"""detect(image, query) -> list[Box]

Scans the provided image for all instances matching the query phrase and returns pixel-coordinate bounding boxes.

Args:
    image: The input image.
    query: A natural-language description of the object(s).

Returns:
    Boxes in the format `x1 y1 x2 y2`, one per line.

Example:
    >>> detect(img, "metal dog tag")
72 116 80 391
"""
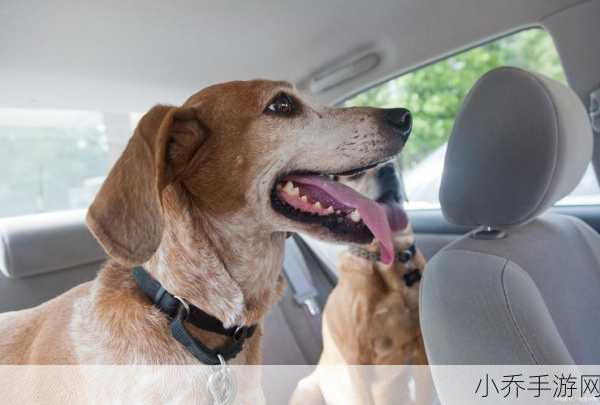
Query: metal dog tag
206 355 237 405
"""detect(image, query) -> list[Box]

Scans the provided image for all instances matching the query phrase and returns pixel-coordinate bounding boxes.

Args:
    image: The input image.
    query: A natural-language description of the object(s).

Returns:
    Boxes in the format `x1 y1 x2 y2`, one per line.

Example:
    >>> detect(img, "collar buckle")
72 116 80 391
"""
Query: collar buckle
173 295 190 320
132 266 257 365
232 325 248 342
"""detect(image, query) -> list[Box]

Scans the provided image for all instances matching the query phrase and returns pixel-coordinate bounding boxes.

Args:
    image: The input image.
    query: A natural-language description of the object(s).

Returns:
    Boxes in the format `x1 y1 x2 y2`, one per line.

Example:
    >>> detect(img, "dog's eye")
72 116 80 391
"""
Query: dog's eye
265 93 295 115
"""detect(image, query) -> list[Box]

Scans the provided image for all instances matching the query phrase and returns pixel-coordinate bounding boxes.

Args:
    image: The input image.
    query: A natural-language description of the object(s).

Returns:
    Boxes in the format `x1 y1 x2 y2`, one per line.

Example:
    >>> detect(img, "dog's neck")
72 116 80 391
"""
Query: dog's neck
145 191 286 328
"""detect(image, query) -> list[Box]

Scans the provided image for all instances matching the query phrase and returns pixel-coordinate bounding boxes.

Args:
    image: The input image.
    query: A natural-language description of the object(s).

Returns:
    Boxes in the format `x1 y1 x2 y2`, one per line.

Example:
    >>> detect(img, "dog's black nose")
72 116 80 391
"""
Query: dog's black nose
383 108 412 141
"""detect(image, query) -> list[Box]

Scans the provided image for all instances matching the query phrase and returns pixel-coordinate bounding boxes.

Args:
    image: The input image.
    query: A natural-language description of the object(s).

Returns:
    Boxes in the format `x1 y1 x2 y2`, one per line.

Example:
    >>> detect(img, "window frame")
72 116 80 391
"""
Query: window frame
335 25 553 106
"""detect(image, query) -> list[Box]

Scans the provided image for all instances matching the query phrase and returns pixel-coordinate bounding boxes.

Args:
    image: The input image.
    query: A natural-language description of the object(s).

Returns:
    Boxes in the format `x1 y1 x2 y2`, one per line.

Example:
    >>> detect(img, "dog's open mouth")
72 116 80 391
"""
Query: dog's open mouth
271 164 408 264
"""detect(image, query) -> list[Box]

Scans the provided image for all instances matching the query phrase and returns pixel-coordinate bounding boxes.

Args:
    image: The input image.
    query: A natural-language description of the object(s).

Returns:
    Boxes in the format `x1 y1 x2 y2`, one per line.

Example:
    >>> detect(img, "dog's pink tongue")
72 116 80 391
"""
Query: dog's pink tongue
288 175 400 264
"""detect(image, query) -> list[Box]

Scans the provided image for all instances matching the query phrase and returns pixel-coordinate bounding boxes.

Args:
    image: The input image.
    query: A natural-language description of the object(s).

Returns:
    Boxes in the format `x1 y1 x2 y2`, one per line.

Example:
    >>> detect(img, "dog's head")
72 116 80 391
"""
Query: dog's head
87 80 411 266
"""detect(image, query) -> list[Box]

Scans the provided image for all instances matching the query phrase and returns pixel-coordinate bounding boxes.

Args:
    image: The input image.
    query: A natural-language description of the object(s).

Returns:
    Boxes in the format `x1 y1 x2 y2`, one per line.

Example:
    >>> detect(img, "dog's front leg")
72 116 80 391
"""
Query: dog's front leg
289 372 326 405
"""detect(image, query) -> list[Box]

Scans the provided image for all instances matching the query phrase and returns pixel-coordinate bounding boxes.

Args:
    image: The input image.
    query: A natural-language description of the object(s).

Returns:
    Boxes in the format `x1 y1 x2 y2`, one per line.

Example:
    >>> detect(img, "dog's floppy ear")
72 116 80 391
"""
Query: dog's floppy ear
87 105 205 266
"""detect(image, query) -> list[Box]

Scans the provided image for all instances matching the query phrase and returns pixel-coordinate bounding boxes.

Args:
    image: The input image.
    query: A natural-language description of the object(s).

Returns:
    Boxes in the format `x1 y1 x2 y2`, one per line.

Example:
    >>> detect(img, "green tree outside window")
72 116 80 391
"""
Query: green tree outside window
345 28 566 170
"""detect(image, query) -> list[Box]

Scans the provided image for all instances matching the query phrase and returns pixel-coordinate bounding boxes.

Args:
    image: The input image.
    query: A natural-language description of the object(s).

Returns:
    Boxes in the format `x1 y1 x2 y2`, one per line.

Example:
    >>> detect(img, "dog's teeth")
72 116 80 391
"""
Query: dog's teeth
314 201 322 209
283 181 294 194
283 181 300 196
350 210 361 222
300 195 308 202
325 206 334 214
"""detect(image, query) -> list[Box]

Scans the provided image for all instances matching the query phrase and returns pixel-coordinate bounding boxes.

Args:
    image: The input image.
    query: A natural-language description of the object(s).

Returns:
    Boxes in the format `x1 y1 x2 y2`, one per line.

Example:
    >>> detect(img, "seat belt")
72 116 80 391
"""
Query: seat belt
280 234 337 363
589 87 600 179
283 234 322 316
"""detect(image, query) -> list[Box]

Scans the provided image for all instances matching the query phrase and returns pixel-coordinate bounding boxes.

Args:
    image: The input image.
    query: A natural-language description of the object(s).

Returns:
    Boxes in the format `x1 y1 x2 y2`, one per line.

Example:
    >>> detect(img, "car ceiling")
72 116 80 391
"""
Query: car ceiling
0 0 587 113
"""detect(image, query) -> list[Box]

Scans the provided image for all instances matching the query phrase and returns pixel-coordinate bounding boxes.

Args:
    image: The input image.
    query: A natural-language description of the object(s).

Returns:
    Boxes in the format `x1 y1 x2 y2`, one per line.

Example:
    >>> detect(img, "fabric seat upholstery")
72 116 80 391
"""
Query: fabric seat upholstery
0 210 104 312
421 67 600 365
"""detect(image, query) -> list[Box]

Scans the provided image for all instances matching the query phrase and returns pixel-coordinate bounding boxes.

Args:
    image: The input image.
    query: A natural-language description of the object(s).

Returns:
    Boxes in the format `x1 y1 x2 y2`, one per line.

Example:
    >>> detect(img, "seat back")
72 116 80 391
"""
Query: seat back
0 210 104 312
423 213 600 364
421 67 598 365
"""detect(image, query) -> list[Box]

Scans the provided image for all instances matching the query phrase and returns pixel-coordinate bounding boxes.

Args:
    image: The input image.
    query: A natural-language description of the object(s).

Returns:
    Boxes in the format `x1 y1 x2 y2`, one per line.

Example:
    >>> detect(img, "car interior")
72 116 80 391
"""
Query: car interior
1 0 600 402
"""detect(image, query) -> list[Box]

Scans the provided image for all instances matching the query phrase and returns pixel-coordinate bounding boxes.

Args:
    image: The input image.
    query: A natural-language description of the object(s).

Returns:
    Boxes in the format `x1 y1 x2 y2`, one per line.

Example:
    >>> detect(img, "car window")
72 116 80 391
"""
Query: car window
344 28 600 210
0 109 134 218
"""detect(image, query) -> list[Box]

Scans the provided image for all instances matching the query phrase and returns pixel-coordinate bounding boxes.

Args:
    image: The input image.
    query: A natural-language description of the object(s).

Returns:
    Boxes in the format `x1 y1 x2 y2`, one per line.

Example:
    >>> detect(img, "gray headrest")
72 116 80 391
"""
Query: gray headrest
440 67 593 227
0 210 106 279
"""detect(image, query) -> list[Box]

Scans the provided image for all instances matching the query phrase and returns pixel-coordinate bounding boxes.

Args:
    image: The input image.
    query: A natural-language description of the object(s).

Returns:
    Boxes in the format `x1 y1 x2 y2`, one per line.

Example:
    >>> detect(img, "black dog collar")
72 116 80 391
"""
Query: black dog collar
348 243 422 287
132 267 256 365
349 243 417 264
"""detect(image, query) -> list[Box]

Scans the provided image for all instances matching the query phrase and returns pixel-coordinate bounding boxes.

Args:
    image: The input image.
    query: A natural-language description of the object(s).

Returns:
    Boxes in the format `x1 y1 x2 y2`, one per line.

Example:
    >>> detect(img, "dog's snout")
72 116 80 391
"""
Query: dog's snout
383 108 412 141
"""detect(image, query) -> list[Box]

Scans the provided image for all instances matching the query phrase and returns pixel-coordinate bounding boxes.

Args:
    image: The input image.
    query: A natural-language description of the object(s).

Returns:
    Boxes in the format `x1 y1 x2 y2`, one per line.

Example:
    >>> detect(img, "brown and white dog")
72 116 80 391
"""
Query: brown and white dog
290 162 433 405
0 80 412 403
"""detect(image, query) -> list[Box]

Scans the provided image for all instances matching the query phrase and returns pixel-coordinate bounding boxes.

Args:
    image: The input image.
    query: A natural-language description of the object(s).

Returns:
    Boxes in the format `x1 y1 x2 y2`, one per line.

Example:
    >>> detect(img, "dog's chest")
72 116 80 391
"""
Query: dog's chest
70 294 264 404
78 366 264 405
